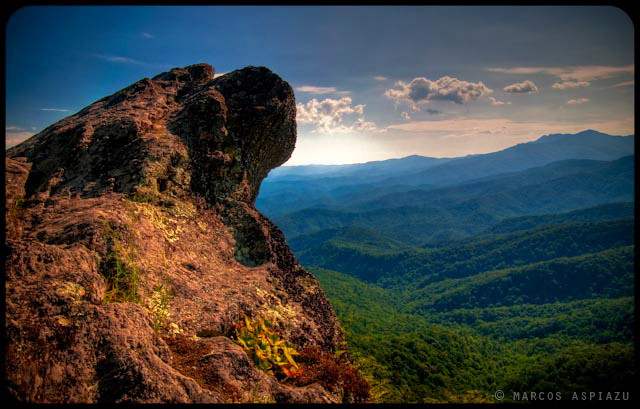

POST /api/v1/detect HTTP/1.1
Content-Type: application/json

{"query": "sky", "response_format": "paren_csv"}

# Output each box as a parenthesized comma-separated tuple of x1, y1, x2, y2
(5, 6, 635, 165)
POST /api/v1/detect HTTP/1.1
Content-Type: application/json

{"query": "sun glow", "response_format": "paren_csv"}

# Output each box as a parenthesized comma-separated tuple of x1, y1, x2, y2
(285, 132, 390, 166)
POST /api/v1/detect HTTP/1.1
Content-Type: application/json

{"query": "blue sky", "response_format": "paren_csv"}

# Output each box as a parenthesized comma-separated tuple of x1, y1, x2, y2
(5, 6, 634, 164)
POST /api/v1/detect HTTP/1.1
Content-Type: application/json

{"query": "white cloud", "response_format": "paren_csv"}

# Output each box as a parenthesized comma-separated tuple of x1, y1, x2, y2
(488, 65, 634, 82)
(296, 86, 350, 95)
(296, 97, 383, 133)
(400, 108, 440, 120)
(384, 76, 493, 110)
(611, 80, 634, 88)
(6, 125, 24, 131)
(488, 97, 511, 106)
(92, 53, 143, 65)
(566, 98, 590, 105)
(142, 32, 154, 39)
(552, 80, 591, 89)
(352, 117, 380, 132)
(389, 118, 512, 134)
(504, 80, 538, 93)
(213, 72, 228, 78)
(372, 76, 387, 81)
(40, 108, 69, 112)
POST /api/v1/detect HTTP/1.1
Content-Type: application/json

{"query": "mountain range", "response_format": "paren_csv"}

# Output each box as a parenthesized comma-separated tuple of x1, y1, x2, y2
(256, 129, 636, 402)
(267, 154, 633, 245)
(258, 130, 633, 223)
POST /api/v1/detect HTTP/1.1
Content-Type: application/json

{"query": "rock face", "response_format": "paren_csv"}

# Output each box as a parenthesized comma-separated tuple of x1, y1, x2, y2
(5, 64, 354, 403)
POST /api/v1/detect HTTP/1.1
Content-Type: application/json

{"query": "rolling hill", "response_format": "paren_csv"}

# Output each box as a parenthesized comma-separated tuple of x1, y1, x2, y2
(275, 156, 634, 245)
(257, 129, 636, 403)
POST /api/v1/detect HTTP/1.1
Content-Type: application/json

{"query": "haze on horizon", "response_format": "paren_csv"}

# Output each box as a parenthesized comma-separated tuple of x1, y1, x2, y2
(5, 6, 634, 165)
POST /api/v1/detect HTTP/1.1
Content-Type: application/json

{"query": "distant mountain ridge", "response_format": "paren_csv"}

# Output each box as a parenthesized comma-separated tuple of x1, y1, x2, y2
(258, 130, 634, 219)
(273, 155, 634, 244)
(267, 129, 633, 182)
(379, 129, 634, 187)
(534, 129, 633, 144)
(269, 155, 452, 181)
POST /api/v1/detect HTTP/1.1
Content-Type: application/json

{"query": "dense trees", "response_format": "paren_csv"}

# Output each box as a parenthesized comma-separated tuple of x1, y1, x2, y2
(258, 151, 635, 403)
(294, 218, 634, 288)
(312, 267, 635, 403)
(306, 213, 635, 402)
(408, 246, 634, 312)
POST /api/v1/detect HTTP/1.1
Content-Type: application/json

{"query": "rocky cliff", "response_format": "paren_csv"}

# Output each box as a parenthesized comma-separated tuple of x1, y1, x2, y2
(5, 64, 368, 403)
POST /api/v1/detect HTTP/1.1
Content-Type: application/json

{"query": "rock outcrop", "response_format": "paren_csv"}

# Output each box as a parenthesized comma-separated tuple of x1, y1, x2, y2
(5, 64, 360, 403)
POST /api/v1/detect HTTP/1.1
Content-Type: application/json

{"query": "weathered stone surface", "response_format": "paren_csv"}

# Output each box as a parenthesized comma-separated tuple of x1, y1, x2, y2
(5, 64, 349, 403)
(165, 335, 338, 403)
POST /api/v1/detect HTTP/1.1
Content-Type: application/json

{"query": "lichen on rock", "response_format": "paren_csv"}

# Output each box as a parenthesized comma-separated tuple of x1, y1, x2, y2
(5, 63, 360, 403)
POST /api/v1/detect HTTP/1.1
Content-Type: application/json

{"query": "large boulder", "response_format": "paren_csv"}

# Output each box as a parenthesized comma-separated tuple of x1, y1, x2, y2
(5, 64, 357, 403)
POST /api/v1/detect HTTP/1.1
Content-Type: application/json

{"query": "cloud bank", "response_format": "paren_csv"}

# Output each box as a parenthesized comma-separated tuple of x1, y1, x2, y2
(40, 108, 69, 112)
(5, 131, 35, 148)
(384, 76, 493, 109)
(488, 97, 511, 106)
(296, 97, 383, 133)
(552, 80, 591, 89)
(92, 53, 143, 65)
(387, 117, 633, 141)
(488, 65, 633, 82)
(566, 98, 590, 105)
(378, 117, 633, 160)
(296, 86, 350, 95)
(504, 80, 538, 93)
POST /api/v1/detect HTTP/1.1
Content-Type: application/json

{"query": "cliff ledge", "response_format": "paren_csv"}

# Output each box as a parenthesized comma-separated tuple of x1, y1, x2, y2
(5, 64, 366, 403)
